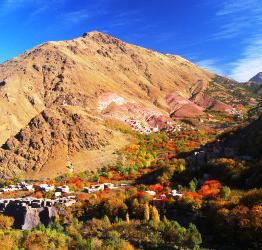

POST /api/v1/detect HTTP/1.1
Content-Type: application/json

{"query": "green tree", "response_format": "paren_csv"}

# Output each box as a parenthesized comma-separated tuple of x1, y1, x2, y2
(220, 186, 231, 199)
(185, 223, 202, 250)
(189, 179, 197, 192)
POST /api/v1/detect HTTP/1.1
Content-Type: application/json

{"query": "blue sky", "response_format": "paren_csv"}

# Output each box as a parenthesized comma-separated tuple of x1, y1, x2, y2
(0, 0, 261, 82)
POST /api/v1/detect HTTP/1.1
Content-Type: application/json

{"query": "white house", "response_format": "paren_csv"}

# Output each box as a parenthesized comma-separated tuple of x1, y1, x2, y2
(171, 189, 183, 197)
(55, 185, 70, 193)
(39, 184, 55, 192)
(55, 192, 62, 197)
(103, 183, 115, 189)
(146, 190, 156, 196)
(84, 184, 105, 193)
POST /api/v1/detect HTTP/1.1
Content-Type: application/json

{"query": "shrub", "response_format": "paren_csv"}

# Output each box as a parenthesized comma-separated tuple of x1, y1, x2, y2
(220, 186, 231, 199)
(0, 214, 14, 229)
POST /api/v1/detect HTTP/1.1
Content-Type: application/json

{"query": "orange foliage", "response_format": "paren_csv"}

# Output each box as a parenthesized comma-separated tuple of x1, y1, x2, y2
(186, 141, 197, 147)
(46, 180, 53, 185)
(198, 180, 221, 198)
(148, 184, 164, 193)
(77, 193, 89, 201)
(184, 191, 202, 199)
(165, 141, 177, 151)
(34, 191, 43, 199)
(99, 176, 110, 183)
(111, 172, 124, 181)
(183, 131, 198, 135)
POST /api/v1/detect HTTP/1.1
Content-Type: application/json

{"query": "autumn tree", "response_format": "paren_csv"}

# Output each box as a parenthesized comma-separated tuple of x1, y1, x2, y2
(126, 213, 130, 224)
(144, 203, 150, 221)
(152, 206, 160, 228)
(0, 214, 14, 229)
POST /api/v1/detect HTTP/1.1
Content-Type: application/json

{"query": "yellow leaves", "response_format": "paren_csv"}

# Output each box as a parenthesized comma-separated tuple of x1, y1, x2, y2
(192, 198, 202, 212)
(0, 214, 14, 230)
(0, 234, 17, 250)
(217, 208, 230, 217)
(152, 206, 160, 227)
(126, 213, 130, 224)
(250, 205, 262, 229)
(144, 203, 150, 221)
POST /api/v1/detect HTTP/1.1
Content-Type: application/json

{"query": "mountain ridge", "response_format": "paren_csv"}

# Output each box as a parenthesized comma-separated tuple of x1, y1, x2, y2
(0, 31, 257, 178)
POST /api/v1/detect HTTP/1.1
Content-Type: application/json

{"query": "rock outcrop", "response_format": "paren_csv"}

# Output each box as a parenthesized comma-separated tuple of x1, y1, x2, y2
(4, 202, 57, 229)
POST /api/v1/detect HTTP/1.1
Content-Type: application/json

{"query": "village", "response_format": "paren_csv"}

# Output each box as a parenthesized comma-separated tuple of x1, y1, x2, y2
(0, 180, 183, 211)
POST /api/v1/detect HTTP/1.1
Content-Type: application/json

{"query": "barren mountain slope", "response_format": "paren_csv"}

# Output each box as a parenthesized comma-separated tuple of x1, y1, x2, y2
(0, 31, 214, 143)
(0, 31, 247, 178)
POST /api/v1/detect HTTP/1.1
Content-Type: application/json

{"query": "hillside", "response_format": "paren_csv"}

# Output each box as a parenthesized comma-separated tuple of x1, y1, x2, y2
(0, 31, 258, 178)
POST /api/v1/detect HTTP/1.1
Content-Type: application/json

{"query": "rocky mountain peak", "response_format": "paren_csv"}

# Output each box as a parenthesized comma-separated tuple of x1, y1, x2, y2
(81, 30, 123, 45)
(249, 72, 262, 84)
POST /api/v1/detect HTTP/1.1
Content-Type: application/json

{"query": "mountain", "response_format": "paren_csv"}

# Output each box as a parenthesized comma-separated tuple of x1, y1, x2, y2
(227, 114, 262, 158)
(0, 31, 257, 179)
(249, 72, 262, 84)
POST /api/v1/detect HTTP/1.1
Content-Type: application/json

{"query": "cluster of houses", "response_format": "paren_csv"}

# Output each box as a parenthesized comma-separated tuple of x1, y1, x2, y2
(83, 182, 129, 193)
(0, 182, 72, 199)
(35, 184, 71, 198)
(145, 189, 183, 201)
(0, 182, 34, 193)
(0, 180, 183, 212)
(124, 118, 159, 134)
(123, 117, 196, 135)
(0, 196, 76, 212)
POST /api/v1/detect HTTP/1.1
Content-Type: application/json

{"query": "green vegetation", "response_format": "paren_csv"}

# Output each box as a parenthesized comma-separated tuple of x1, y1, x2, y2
(0, 127, 261, 249)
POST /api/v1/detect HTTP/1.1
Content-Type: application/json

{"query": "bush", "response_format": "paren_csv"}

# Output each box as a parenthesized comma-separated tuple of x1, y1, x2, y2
(220, 186, 231, 199)
(22, 225, 68, 250)
(0, 214, 14, 229)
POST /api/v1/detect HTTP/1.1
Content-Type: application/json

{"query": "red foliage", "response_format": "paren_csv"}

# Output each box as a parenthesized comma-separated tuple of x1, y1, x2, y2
(198, 180, 221, 198)
(148, 184, 164, 193)
(167, 152, 174, 158)
(77, 193, 88, 201)
(183, 131, 198, 135)
(104, 188, 112, 193)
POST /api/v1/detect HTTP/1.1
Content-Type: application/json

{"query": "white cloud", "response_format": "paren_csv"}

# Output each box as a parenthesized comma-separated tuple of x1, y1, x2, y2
(216, 0, 260, 16)
(61, 10, 90, 24)
(212, 0, 262, 40)
(229, 37, 262, 82)
(210, 0, 262, 81)
(196, 59, 225, 76)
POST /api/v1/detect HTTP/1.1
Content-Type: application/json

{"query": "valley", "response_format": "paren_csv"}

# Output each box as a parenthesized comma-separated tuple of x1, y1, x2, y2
(0, 31, 261, 250)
